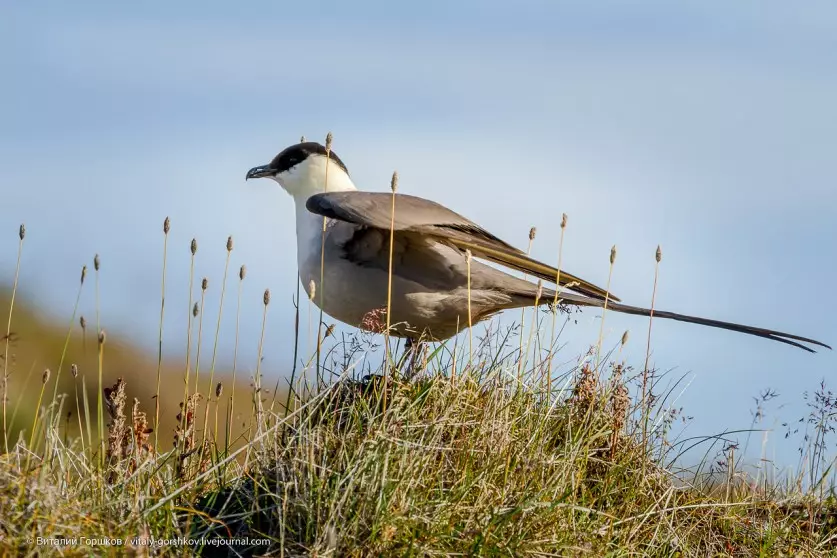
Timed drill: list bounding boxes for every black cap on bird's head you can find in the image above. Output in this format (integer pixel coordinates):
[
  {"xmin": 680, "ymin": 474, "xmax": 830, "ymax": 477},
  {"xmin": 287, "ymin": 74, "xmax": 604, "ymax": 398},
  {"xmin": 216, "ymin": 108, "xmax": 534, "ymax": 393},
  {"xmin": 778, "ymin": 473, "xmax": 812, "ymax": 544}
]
[{"xmin": 246, "ymin": 141, "xmax": 349, "ymax": 180}]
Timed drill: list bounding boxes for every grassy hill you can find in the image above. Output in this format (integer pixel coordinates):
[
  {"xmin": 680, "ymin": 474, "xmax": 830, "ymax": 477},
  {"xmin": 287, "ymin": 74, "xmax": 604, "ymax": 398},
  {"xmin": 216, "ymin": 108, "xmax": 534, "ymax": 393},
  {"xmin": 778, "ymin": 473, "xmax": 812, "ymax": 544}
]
[{"xmin": 0, "ymin": 290, "xmax": 835, "ymax": 556}]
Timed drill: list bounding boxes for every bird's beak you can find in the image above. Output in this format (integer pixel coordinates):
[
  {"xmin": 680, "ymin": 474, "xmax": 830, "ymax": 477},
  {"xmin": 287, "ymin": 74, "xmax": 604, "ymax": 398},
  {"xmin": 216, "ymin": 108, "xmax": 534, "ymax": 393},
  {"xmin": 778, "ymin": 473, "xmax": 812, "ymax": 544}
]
[{"xmin": 245, "ymin": 164, "xmax": 274, "ymax": 180}]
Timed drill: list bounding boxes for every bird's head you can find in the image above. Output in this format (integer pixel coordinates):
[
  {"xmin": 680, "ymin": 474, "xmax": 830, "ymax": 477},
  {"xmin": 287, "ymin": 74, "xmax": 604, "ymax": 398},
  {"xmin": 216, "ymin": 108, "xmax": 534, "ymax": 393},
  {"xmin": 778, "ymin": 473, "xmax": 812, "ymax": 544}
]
[{"xmin": 246, "ymin": 141, "xmax": 355, "ymax": 199}]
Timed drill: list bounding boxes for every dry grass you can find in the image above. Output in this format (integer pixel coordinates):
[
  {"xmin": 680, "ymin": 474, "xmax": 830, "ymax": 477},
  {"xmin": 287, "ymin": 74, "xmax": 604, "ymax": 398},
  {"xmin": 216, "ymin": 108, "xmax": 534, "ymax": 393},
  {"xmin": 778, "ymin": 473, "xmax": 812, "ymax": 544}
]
[{"xmin": 0, "ymin": 217, "xmax": 835, "ymax": 557}]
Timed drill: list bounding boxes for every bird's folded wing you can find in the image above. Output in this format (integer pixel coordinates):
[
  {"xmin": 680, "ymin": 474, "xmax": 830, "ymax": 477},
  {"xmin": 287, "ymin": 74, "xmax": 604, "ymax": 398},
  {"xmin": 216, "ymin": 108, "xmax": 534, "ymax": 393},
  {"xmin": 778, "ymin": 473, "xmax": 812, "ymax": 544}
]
[{"xmin": 306, "ymin": 191, "xmax": 619, "ymax": 302}]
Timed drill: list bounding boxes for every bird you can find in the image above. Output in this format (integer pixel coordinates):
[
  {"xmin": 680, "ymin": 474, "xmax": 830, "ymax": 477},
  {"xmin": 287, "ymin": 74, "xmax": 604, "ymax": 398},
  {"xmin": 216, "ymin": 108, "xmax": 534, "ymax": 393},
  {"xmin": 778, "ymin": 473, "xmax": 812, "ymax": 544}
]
[{"xmin": 246, "ymin": 140, "xmax": 830, "ymax": 353}]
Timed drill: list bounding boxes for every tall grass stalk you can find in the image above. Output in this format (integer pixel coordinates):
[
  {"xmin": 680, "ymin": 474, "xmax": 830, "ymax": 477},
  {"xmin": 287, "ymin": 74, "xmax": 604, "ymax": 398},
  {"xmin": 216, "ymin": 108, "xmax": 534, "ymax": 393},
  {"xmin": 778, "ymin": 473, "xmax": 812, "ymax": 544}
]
[
  {"xmin": 642, "ymin": 245, "xmax": 662, "ymax": 449},
  {"xmin": 2, "ymin": 224, "xmax": 25, "ymax": 453},
  {"xmin": 594, "ymin": 245, "xmax": 617, "ymax": 375},
  {"xmin": 179, "ymin": 239, "xmax": 198, "ymax": 454},
  {"xmin": 316, "ymin": 132, "xmax": 333, "ymax": 383},
  {"xmin": 547, "ymin": 213, "xmax": 568, "ymax": 386},
  {"xmin": 153, "ymin": 217, "xmax": 170, "ymax": 453},
  {"xmin": 49, "ymin": 265, "xmax": 86, "ymax": 423},
  {"xmin": 517, "ymin": 227, "xmax": 536, "ymax": 382},
  {"xmin": 225, "ymin": 264, "xmax": 246, "ymax": 459},
  {"xmin": 384, "ymin": 171, "xmax": 398, "ymax": 391}
]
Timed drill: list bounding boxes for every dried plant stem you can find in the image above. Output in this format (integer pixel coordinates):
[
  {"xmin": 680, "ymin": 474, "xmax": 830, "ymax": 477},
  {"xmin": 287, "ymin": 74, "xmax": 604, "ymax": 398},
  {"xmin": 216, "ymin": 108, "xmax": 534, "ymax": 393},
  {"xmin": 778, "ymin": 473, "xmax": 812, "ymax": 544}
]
[
  {"xmin": 517, "ymin": 230, "xmax": 536, "ymax": 382},
  {"xmin": 3, "ymin": 226, "xmax": 24, "ymax": 453},
  {"xmin": 384, "ymin": 172, "xmax": 398, "ymax": 384},
  {"xmin": 642, "ymin": 246, "xmax": 662, "ymax": 450},
  {"xmin": 248, "ymin": 291, "xmax": 270, "ymax": 450},
  {"xmin": 316, "ymin": 133, "xmax": 333, "ymax": 384},
  {"xmin": 28, "ymin": 370, "xmax": 50, "ymax": 458},
  {"xmin": 594, "ymin": 246, "xmax": 617, "ymax": 375},
  {"xmin": 51, "ymin": 267, "xmax": 86, "ymax": 425},
  {"xmin": 547, "ymin": 213, "xmax": 568, "ymax": 388},
  {"xmin": 153, "ymin": 218, "xmax": 170, "ymax": 453},
  {"xmin": 200, "ymin": 239, "xmax": 232, "ymax": 457},
  {"xmin": 193, "ymin": 288, "xmax": 207, "ymax": 396},
  {"xmin": 280, "ymin": 280, "xmax": 301, "ymax": 420},
  {"xmin": 179, "ymin": 243, "xmax": 197, "ymax": 454},
  {"xmin": 96, "ymin": 331, "xmax": 105, "ymax": 468},
  {"xmin": 225, "ymin": 266, "xmax": 246, "ymax": 458},
  {"xmin": 73, "ymin": 378, "xmax": 85, "ymax": 454},
  {"xmin": 466, "ymin": 250, "xmax": 473, "ymax": 364},
  {"xmin": 94, "ymin": 255, "xmax": 103, "ymax": 462}
]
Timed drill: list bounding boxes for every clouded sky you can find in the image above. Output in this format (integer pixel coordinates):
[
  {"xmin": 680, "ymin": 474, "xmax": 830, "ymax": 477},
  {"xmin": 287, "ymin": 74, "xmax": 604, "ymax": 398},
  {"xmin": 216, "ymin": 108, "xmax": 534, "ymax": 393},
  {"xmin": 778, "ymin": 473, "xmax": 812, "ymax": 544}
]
[{"xmin": 2, "ymin": 1, "xmax": 835, "ymax": 470}]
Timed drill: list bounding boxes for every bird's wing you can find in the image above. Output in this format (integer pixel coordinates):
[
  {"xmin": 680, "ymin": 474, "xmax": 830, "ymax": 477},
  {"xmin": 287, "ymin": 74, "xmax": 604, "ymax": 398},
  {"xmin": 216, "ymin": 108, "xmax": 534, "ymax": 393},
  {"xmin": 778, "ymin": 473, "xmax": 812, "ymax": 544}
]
[
  {"xmin": 306, "ymin": 191, "xmax": 618, "ymax": 302},
  {"xmin": 545, "ymin": 289, "xmax": 831, "ymax": 353}
]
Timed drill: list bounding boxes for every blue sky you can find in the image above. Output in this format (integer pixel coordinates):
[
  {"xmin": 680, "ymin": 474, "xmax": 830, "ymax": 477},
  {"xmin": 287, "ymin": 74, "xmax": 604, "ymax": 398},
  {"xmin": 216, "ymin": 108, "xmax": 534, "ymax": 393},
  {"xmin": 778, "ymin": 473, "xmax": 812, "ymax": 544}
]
[{"xmin": 1, "ymin": 1, "xmax": 835, "ymax": 470}]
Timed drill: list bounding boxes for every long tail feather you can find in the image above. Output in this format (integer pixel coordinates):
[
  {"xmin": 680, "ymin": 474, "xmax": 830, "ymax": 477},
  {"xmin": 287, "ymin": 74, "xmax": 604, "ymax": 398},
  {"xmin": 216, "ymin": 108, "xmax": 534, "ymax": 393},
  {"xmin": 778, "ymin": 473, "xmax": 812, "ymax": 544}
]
[{"xmin": 541, "ymin": 290, "xmax": 830, "ymax": 353}]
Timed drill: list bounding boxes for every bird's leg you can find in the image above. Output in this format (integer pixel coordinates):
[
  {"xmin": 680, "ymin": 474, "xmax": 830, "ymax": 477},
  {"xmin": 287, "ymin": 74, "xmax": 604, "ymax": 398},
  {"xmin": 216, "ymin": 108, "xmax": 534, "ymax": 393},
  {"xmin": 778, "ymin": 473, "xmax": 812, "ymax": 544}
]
[{"xmin": 403, "ymin": 337, "xmax": 426, "ymax": 380}]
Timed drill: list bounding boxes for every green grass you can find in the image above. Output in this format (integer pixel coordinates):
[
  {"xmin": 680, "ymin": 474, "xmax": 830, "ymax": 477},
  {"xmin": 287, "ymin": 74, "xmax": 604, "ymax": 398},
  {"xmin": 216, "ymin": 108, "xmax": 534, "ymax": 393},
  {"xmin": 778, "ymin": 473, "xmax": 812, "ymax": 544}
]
[{"xmin": 0, "ymin": 221, "xmax": 835, "ymax": 557}]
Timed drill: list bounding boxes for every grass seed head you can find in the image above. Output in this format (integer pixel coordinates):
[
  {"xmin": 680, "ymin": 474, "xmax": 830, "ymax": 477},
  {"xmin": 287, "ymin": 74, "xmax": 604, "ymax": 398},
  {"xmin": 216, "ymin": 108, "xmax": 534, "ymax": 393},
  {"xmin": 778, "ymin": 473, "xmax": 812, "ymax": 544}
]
[
  {"xmin": 529, "ymin": 226, "xmax": 537, "ymax": 241},
  {"xmin": 561, "ymin": 213, "xmax": 568, "ymax": 229},
  {"xmin": 42, "ymin": 368, "xmax": 51, "ymax": 384},
  {"xmin": 19, "ymin": 223, "xmax": 25, "ymax": 240},
  {"xmin": 215, "ymin": 382, "xmax": 223, "ymax": 398},
  {"xmin": 190, "ymin": 238, "xmax": 197, "ymax": 255},
  {"xmin": 621, "ymin": 330, "xmax": 630, "ymax": 347},
  {"xmin": 201, "ymin": 277, "xmax": 208, "ymax": 291},
  {"xmin": 98, "ymin": 330, "xmax": 106, "ymax": 345},
  {"xmin": 163, "ymin": 216, "xmax": 170, "ymax": 234},
  {"xmin": 391, "ymin": 171, "xmax": 398, "ymax": 193},
  {"xmin": 192, "ymin": 302, "xmax": 199, "ymax": 318},
  {"xmin": 79, "ymin": 316, "xmax": 86, "ymax": 330},
  {"xmin": 94, "ymin": 254, "xmax": 100, "ymax": 271},
  {"xmin": 80, "ymin": 265, "xmax": 87, "ymax": 284},
  {"xmin": 308, "ymin": 280, "xmax": 316, "ymax": 301},
  {"xmin": 239, "ymin": 265, "xmax": 247, "ymax": 281},
  {"xmin": 610, "ymin": 245, "xmax": 617, "ymax": 264},
  {"xmin": 656, "ymin": 244, "xmax": 662, "ymax": 262},
  {"xmin": 71, "ymin": 363, "xmax": 78, "ymax": 379},
  {"xmin": 226, "ymin": 236, "xmax": 233, "ymax": 252},
  {"xmin": 263, "ymin": 288, "xmax": 271, "ymax": 306},
  {"xmin": 325, "ymin": 132, "xmax": 333, "ymax": 152}
]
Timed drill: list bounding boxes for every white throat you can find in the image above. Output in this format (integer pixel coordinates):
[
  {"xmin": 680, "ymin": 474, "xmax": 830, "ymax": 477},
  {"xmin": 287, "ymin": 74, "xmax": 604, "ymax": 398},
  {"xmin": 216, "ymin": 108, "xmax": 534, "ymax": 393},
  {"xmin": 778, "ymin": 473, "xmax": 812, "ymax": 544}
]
[{"xmin": 272, "ymin": 154, "xmax": 358, "ymax": 271}]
